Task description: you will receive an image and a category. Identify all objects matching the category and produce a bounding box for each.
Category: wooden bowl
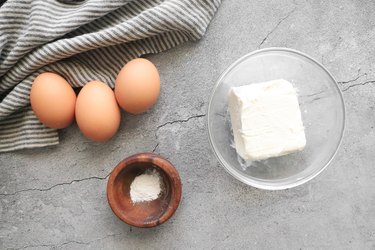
[106,153,182,228]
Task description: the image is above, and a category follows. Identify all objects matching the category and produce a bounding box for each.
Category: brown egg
[75,81,120,142]
[115,58,160,114]
[30,72,76,129]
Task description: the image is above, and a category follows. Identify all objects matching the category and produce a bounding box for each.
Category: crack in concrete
[151,113,206,153]
[300,90,326,105]
[304,96,323,104]
[0,173,110,197]
[58,233,122,248]
[57,240,88,248]
[156,114,206,130]
[336,70,375,91]
[300,90,325,98]
[152,142,159,153]
[258,7,296,48]
[342,80,375,92]
[338,69,365,85]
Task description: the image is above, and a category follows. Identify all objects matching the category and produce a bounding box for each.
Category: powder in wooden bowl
[130,169,162,203]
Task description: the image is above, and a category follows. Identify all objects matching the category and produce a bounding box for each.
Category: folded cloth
[0,0,221,152]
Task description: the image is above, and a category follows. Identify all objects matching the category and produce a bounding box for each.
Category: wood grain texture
[106,153,182,228]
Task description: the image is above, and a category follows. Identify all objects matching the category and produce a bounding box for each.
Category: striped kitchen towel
[0,0,221,152]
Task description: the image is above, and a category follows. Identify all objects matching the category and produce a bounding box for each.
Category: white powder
[130,169,162,203]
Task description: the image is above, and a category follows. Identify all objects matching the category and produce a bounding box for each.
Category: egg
[30,72,76,129]
[115,58,160,114]
[75,81,121,142]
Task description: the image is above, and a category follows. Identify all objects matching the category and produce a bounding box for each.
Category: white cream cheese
[228,79,306,161]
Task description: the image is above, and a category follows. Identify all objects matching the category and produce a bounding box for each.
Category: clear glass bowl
[207,48,345,190]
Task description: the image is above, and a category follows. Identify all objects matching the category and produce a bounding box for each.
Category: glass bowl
[207,48,345,190]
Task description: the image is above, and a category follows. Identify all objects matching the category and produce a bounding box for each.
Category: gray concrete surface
[1,0,375,249]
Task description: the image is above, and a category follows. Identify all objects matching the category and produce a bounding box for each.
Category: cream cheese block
[228,79,306,161]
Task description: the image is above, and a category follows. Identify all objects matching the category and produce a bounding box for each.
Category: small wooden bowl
[106,153,182,228]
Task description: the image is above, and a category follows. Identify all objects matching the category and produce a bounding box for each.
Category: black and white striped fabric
[0,0,221,152]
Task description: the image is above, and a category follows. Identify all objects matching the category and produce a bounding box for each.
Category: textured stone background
[1,0,375,249]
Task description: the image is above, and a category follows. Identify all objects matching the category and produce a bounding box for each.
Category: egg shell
[115,58,160,114]
[75,81,121,142]
[30,72,76,129]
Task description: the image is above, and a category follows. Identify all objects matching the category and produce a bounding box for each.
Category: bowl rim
[207,47,346,190]
[106,153,182,227]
